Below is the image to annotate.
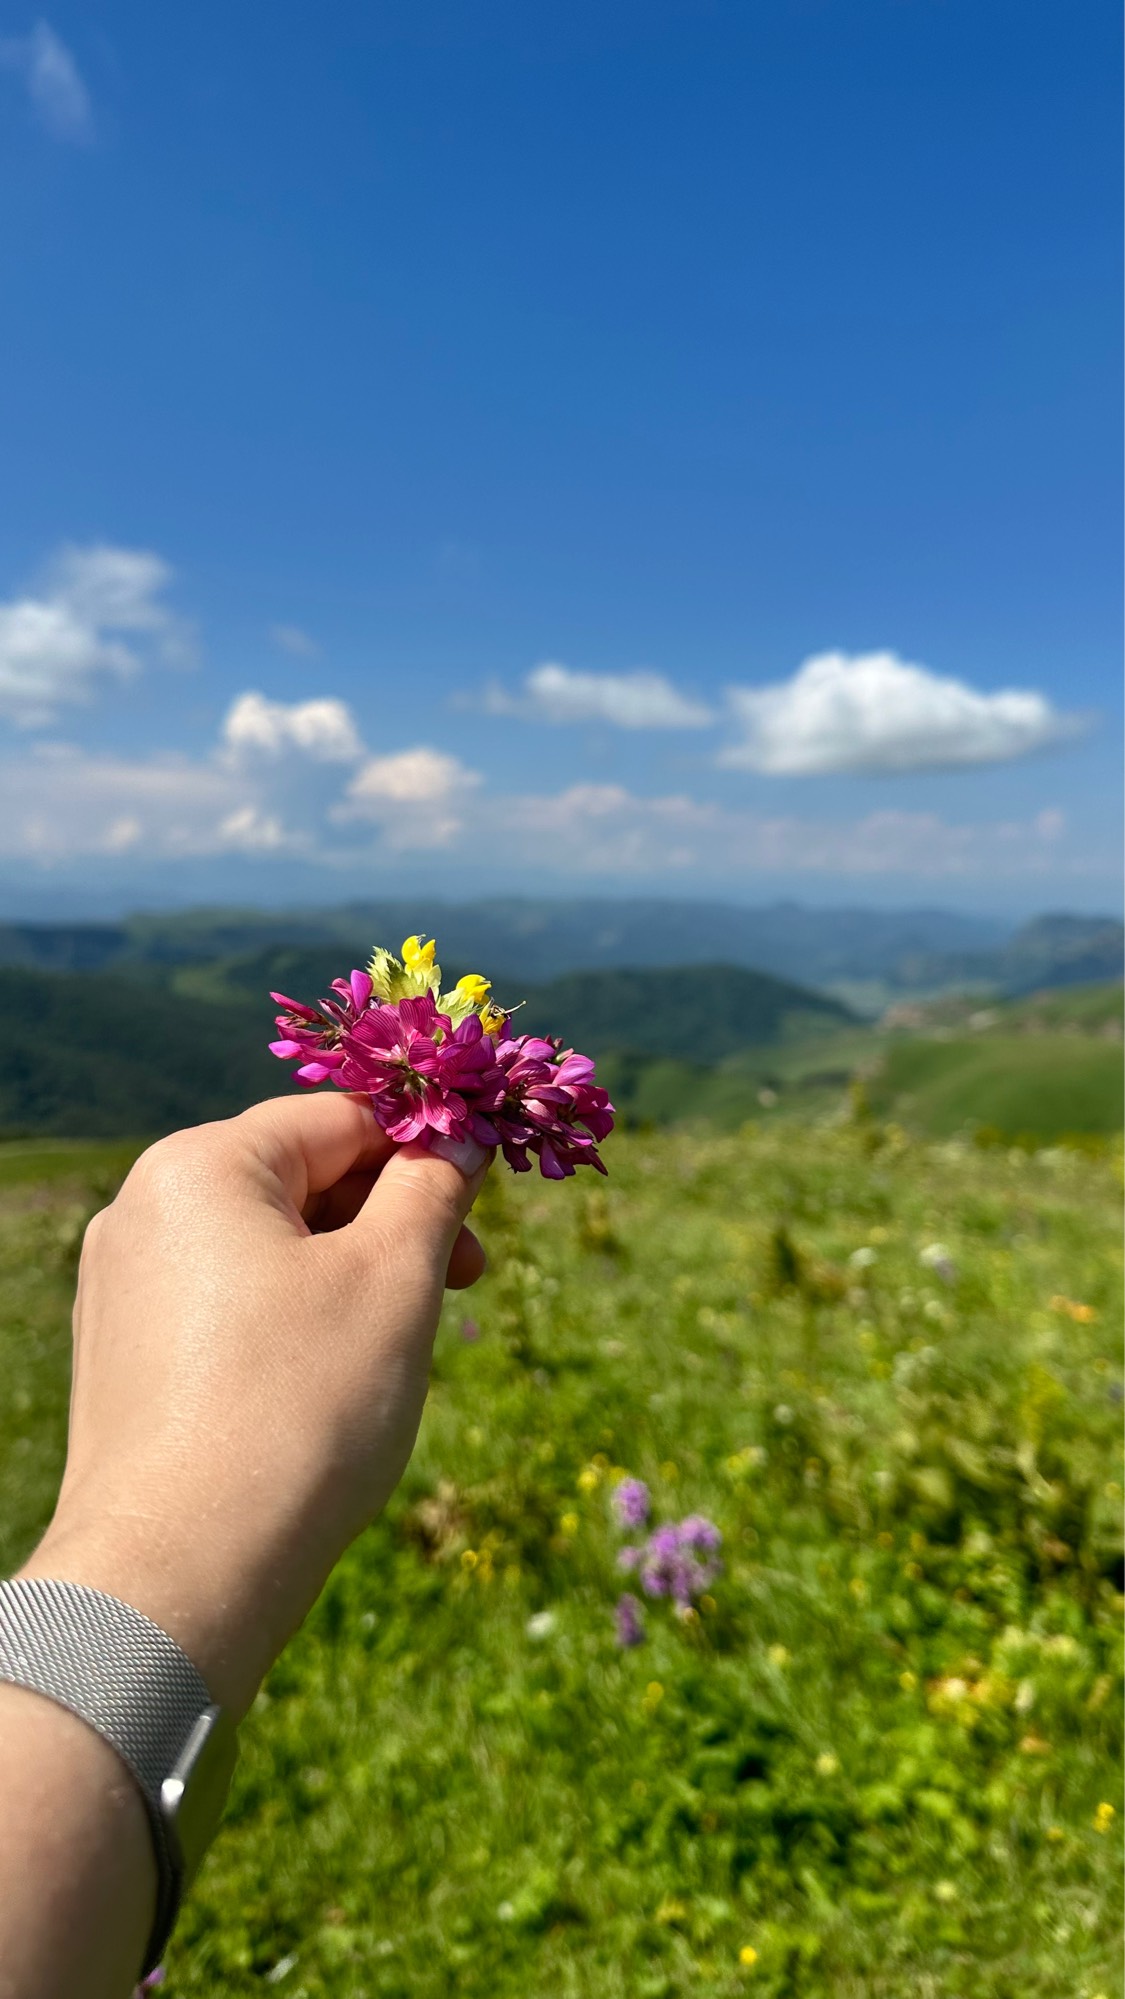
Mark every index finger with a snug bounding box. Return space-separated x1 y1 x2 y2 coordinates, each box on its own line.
231 1091 394 1211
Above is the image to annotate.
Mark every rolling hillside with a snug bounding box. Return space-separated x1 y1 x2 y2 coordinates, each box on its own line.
0 960 851 1139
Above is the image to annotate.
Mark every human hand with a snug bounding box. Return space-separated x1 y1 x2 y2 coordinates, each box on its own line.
19 1093 489 1717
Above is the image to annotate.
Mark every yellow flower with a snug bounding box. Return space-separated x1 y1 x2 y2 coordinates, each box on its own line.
815 1752 839 1776
1093 1801 1115 1833
767 1644 789 1668
401 934 436 970
577 1466 600 1495
560 1512 579 1536
1049 1294 1098 1323
899 1670 918 1693
460 1549 478 1570
641 1681 664 1714
655 1898 687 1924
455 972 491 1004
479 1000 508 1037
739 1944 759 1968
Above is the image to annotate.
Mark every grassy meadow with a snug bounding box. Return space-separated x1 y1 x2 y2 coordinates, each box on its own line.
1 1111 1122 1998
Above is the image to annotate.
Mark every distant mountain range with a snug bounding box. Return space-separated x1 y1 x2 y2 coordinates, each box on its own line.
0 897 1118 1003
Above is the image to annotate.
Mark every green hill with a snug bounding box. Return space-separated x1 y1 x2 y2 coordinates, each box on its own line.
864 1033 1122 1141
0 962 1117 1145
0 959 849 1139
0 971 280 1138
514 963 849 1061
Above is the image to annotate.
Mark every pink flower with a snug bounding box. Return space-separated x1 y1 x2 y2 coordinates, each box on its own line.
269 969 373 1086
476 1032 615 1179
338 993 506 1145
266 955 613 1179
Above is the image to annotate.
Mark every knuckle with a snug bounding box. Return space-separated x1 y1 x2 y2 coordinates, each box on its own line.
123 1128 221 1210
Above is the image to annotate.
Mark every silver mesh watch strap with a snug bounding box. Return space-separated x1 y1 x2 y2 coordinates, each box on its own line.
0 1577 234 1976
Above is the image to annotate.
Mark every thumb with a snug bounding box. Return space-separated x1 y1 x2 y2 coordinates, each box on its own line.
341 1136 491 1272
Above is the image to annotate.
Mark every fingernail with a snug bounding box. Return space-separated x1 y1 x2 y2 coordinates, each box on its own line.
428 1133 489 1176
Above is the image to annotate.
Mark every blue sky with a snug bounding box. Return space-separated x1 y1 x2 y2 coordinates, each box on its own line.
0 0 1119 917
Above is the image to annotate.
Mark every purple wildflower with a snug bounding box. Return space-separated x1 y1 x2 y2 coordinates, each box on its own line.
135 1973 166 1994
635 1517 722 1609
460 1318 480 1342
478 1033 615 1179
612 1478 651 1531
677 1514 723 1555
614 1593 645 1647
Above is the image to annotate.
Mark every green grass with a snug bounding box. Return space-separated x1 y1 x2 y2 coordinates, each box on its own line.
865 1037 1123 1142
1 1124 1122 1997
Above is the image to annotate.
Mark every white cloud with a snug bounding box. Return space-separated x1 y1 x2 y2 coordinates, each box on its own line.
0 742 1091 883
220 690 364 765
339 747 483 849
344 747 480 807
0 21 93 144
720 650 1079 776
270 623 321 658
0 743 237 861
0 643 1091 891
487 785 1082 880
488 660 715 729
0 543 188 725
217 805 293 853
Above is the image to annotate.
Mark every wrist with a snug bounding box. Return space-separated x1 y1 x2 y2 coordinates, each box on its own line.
18 1509 269 1722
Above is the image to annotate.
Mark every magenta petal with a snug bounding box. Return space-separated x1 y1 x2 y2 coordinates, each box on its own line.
349 968 373 1010
270 991 320 1020
269 1038 305 1059
296 1061 334 1084
537 1139 569 1180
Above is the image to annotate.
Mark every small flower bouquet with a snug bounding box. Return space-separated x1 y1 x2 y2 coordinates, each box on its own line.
269 933 614 1179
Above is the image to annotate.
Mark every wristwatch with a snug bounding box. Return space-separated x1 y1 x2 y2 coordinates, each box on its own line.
0 1576 238 1977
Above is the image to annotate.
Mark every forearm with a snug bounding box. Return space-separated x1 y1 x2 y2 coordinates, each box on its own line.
0 1684 153 1999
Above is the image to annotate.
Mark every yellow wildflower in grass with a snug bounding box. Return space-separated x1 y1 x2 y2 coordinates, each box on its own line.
1046 1825 1064 1842
767 1644 790 1668
460 1549 478 1570
1049 1294 1098 1323
655 1898 687 1925
576 1465 600 1495
641 1681 664 1714
660 1461 679 1482
739 1945 759 1968
1093 1801 1115 1833
899 1669 918 1692
560 1512 579 1536
816 1752 840 1776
